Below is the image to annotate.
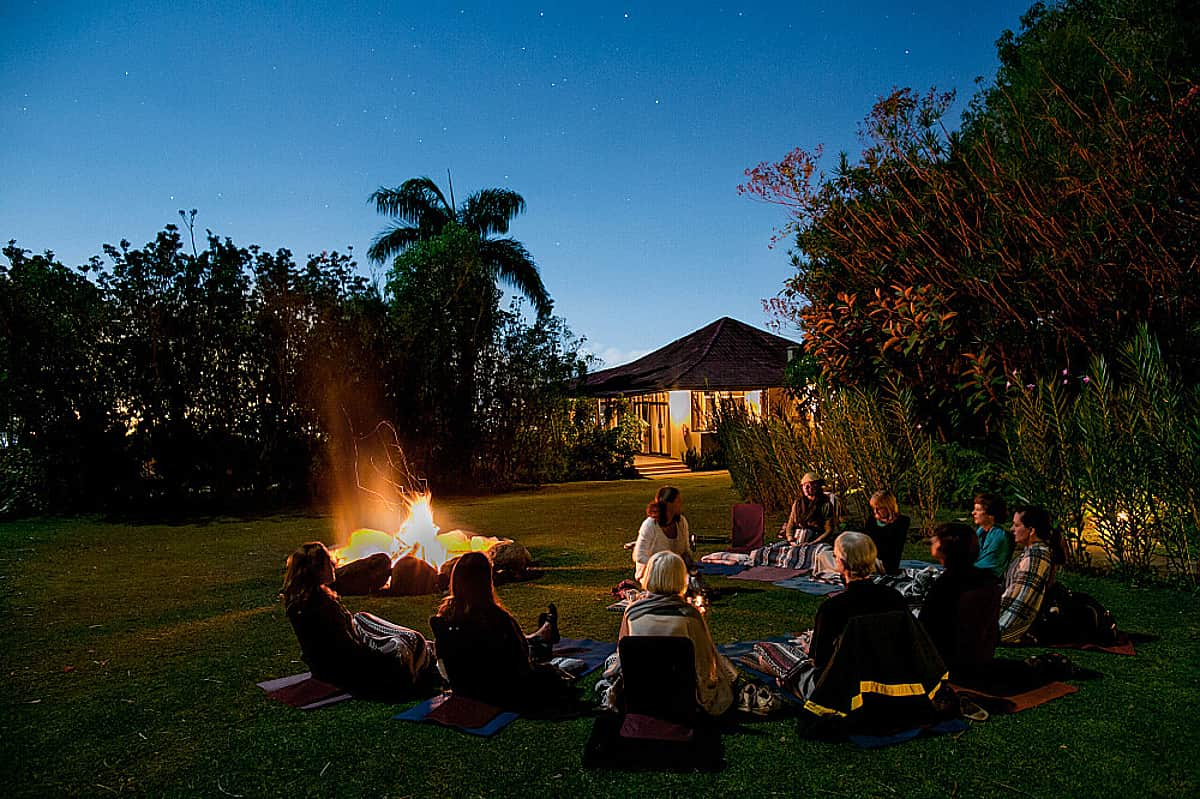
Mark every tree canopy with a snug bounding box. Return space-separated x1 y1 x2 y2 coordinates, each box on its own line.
743 0 1199 434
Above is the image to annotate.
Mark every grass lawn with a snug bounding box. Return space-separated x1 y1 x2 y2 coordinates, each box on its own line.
2 472 1198 798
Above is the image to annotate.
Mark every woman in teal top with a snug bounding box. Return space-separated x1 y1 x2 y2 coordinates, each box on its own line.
971 493 1013 577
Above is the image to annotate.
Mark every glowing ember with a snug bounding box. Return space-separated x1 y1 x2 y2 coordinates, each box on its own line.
329 493 500 572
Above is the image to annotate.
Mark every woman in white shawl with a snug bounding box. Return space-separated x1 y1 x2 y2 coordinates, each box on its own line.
617 551 736 716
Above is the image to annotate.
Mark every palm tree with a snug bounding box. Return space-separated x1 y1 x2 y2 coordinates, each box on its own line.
367 176 552 317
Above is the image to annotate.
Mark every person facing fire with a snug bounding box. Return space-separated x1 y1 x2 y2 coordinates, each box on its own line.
281 541 434 700
430 551 575 714
633 485 694 582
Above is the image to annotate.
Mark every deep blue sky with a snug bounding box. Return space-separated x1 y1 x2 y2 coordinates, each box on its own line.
2 0 1033 366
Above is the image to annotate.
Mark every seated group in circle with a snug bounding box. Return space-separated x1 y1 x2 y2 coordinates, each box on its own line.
281 482 1067 718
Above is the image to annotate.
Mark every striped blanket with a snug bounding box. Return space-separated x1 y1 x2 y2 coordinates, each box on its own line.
751 542 829 570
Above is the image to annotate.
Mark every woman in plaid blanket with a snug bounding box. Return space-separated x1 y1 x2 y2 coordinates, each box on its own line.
998 506 1066 643
282 542 434 700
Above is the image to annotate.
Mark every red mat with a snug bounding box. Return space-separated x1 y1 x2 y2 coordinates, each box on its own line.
952 681 1078 714
258 672 352 710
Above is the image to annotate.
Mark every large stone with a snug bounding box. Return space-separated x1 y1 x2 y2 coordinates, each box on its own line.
489 539 533 582
332 552 391 595
388 556 440 596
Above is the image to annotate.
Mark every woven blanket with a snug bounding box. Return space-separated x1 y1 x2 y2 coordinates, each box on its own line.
750 542 826 570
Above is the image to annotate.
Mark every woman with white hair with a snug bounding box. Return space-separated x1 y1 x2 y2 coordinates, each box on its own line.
610 551 736 716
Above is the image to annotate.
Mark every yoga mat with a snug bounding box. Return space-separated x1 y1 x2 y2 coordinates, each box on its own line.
257 672 352 710
697 562 748 577
728 565 804 582
551 638 617 676
848 718 968 749
1074 632 1137 656
394 694 519 737
772 574 844 596
952 681 1078 714
1005 631 1138 656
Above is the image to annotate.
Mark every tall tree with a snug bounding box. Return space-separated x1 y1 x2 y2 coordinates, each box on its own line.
367 176 552 317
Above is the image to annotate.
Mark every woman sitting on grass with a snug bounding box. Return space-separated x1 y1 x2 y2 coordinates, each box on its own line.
281 542 434 700
430 551 573 713
611 551 736 717
972 492 1014 577
861 490 910 574
999 506 1066 644
918 522 1001 675
633 486 694 583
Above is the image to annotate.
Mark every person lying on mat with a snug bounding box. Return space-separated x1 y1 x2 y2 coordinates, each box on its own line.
787 532 908 698
633 485 694 582
281 542 434 700
430 551 574 713
780 472 839 545
607 551 736 716
972 492 1014 577
861 490 910 574
999 506 1065 644
918 522 1001 675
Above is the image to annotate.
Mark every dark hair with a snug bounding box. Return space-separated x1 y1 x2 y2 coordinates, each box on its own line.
281 541 334 613
436 552 503 622
646 486 681 527
932 522 979 570
1015 505 1066 566
973 492 1006 523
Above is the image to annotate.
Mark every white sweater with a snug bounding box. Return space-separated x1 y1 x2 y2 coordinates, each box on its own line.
633 515 692 582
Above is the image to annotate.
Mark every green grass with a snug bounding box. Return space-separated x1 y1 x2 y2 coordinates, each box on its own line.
1 473 1198 798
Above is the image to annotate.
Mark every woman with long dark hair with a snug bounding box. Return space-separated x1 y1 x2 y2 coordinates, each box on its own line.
632 485 694 582
998 506 1066 643
430 552 572 712
281 542 432 700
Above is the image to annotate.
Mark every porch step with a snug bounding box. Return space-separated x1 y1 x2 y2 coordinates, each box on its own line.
633 456 693 479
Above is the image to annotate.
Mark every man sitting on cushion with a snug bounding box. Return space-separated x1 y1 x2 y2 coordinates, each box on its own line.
788 531 908 698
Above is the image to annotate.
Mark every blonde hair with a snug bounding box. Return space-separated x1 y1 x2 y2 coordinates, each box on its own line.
834 531 878 579
642 551 688 596
869 490 899 516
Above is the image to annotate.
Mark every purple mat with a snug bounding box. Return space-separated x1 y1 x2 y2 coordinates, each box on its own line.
728 565 804 582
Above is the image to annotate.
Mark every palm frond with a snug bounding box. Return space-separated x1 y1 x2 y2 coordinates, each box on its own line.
369 177 454 224
461 189 526 237
480 237 551 317
367 225 424 265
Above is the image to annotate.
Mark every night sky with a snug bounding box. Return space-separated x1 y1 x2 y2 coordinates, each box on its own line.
1 1 1032 365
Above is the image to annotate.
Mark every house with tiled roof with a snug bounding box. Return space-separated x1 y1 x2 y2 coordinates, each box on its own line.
580 317 800 459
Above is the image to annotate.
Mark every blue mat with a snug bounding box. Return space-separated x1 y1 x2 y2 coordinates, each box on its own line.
772 575 844 596
697 562 747 576
848 717 967 749
551 638 617 676
394 695 519 737
899 559 941 571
